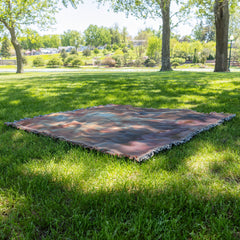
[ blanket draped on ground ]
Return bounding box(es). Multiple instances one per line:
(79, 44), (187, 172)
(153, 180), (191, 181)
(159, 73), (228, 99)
(5, 104), (235, 162)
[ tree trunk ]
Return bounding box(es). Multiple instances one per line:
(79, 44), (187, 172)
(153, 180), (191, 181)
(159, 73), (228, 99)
(160, 0), (172, 71)
(9, 27), (24, 73)
(214, 0), (229, 72)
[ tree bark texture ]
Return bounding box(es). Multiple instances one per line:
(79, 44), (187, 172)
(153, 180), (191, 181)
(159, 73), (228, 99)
(214, 0), (229, 72)
(9, 27), (24, 73)
(160, 0), (172, 71)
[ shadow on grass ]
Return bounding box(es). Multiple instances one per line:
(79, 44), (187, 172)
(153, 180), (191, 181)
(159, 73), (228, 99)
(1, 145), (240, 239)
(0, 71), (240, 239)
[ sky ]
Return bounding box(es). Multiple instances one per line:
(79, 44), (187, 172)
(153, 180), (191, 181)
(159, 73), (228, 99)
(40, 1), (195, 37)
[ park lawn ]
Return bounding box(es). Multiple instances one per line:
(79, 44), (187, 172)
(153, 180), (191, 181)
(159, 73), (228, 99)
(0, 71), (239, 239)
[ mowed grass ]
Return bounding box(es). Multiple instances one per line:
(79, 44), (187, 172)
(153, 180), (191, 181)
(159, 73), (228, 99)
(0, 71), (239, 239)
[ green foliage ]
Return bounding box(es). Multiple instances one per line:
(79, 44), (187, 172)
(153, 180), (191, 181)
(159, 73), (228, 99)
(71, 57), (83, 67)
(82, 49), (91, 57)
(112, 55), (123, 67)
(0, 37), (11, 59)
(0, 0), (59, 32)
(19, 29), (42, 51)
(61, 30), (83, 49)
(112, 43), (119, 51)
(47, 57), (63, 68)
(133, 58), (144, 67)
(94, 58), (101, 66)
(64, 55), (83, 67)
(102, 57), (116, 67)
(146, 36), (161, 63)
(171, 62), (180, 68)
(84, 25), (111, 47)
(106, 44), (112, 51)
(144, 58), (157, 67)
(93, 48), (100, 54)
(64, 55), (76, 66)
(171, 58), (186, 65)
(122, 47), (128, 53)
(40, 34), (61, 48)
(70, 48), (78, 55)
(135, 28), (154, 42)
(193, 21), (215, 42)
(103, 49), (108, 55)
(22, 56), (28, 65)
(60, 49), (68, 60)
(114, 49), (124, 55)
(33, 56), (45, 67)
(109, 24), (121, 45)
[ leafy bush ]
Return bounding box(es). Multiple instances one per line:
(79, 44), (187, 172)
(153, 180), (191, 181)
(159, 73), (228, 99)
(70, 48), (78, 55)
(33, 56), (45, 67)
(64, 56), (83, 67)
(106, 45), (112, 51)
(133, 58), (143, 67)
(144, 58), (156, 67)
(47, 57), (63, 68)
(112, 55), (123, 67)
(82, 49), (91, 57)
(102, 57), (116, 67)
(170, 58), (185, 65)
(122, 47), (128, 53)
(171, 62), (180, 68)
(103, 49), (108, 55)
(71, 57), (83, 67)
(64, 56), (75, 66)
(94, 48), (99, 54)
(60, 49), (68, 60)
(114, 49), (124, 56)
(112, 44), (119, 51)
(94, 58), (101, 66)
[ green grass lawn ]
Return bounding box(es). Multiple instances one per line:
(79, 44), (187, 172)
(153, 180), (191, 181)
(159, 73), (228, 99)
(0, 71), (239, 239)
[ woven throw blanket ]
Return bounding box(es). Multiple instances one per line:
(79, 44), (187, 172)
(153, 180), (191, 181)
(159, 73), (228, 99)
(5, 105), (235, 162)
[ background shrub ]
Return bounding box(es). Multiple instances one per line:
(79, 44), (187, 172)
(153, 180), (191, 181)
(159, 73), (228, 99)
(133, 58), (143, 67)
(171, 62), (180, 68)
(82, 49), (91, 57)
(112, 55), (123, 67)
(94, 58), (101, 66)
(47, 57), (63, 68)
(60, 49), (68, 60)
(102, 57), (116, 67)
(170, 58), (185, 65)
(71, 57), (83, 67)
(144, 58), (156, 67)
(64, 56), (75, 66)
(70, 48), (78, 55)
(33, 56), (45, 67)
(94, 48), (99, 54)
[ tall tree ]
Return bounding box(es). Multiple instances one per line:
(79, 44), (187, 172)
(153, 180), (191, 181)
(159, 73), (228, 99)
(96, 0), (178, 71)
(1, 36), (11, 59)
(61, 30), (83, 49)
(109, 24), (121, 45)
(84, 25), (111, 47)
(214, 0), (229, 71)
(188, 0), (239, 72)
(0, 0), (82, 73)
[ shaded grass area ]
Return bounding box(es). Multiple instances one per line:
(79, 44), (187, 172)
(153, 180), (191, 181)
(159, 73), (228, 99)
(0, 71), (239, 239)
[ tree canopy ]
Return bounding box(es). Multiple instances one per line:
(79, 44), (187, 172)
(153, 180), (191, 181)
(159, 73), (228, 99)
(0, 0), (82, 73)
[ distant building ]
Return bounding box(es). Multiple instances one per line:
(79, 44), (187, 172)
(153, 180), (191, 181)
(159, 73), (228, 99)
(132, 40), (147, 47)
(58, 46), (75, 53)
(39, 48), (58, 54)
